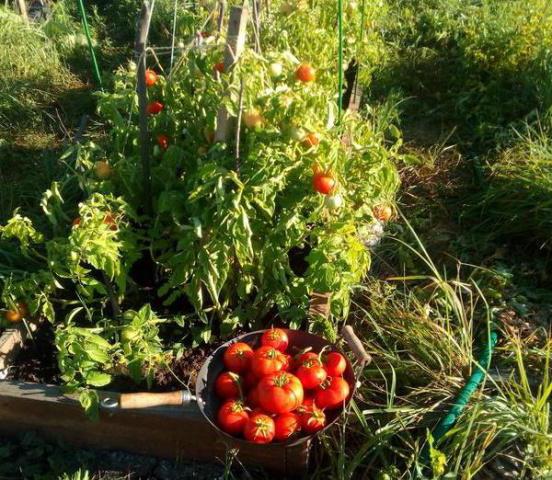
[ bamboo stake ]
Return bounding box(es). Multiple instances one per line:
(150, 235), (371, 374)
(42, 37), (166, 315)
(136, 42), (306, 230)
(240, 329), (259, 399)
(217, 0), (225, 34)
(135, 1), (155, 217)
(16, 0), (28, 22)
(235, 78), (245, 173)
(214, 4), (249, 144)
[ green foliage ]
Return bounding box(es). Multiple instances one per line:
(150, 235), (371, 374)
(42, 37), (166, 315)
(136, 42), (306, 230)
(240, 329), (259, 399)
(0, 0), (399, 403)
(464, 122), (552, 246)
(0, 7), (77, 131)
(375, 0), (552, 144)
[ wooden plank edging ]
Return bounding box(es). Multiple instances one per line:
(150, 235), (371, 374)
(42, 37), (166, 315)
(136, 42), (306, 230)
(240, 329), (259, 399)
(0, 321), (38, 373)
(0, 380), (310, 475)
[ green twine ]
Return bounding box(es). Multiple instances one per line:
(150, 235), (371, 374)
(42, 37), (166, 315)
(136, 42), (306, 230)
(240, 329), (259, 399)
(337, 0), (344, 121)
(76, 0), (103, 89)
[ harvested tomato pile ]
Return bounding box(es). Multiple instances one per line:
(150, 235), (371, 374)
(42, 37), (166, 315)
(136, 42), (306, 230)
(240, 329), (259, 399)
(215, 328), (350, 444)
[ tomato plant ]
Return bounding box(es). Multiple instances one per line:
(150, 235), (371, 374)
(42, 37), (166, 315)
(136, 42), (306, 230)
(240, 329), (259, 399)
(0, 0), (399, 414)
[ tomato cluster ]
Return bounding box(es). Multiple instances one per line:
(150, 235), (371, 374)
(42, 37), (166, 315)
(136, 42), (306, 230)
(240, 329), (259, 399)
(215, 328), (350, 444)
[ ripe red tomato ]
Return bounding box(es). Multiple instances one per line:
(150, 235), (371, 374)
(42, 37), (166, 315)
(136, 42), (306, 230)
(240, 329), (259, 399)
(4, 302), (28, 323)
(281, 354), (292, 371)
(147, 101), (164, 115)
(295, 63), (316, 82)
(251, 346), (286, 377)
(315, 377), (350, 410)
(213, 62), (225, 74)
(312, 172), (335, 195)
(296, 357), (327, 389)
(243, 109), (264, 129)
(373, 204), (393, 222)
(261, 328), (289, 352)
(274, 412), (300, 441)
(298, 404), (326, 433)
(258, 372), (304, 414)
(293, 351), (318, 369)
(302, 132), (320, 148)
(157, 134), (169, 150)
(323, 351), (347, 377)
(215, 371), (242, 399)
(103, 213), (118, 231)
(217, 400), (249, 435)
(223, 342), (254, 373)
(145, 69), (158, 87)
(94, 160), (112, 179)
(244, 413), (275, 444)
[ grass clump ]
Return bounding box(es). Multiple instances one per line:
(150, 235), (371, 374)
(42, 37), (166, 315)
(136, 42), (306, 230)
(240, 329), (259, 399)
(463, 121), (552, 249)
(313, 226), (551, 479)
(0, 7), (79, 132)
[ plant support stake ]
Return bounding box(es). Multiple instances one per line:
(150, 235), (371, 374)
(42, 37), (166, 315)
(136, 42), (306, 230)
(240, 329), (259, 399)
(135, 1), (155, 217)
(337, 0), (344, 120)
(76, 0), (103, 89)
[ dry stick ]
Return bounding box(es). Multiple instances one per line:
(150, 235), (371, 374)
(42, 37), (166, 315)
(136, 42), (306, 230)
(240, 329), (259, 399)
(135, 1), (155, 217)
(170, 0), (179, 70)
(217, 0), (225, 34)
(102, 272), (121, 319)
(146, 47), (166, 74)
(234, 78), (245, 173)
(16, 0), (28, 22)
(251, 0), (261, 53)
(214, 4), (249, 144)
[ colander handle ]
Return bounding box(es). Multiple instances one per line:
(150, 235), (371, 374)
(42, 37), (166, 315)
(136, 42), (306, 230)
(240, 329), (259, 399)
(342, 325), (372, 367)
(102, 390), (195, 410)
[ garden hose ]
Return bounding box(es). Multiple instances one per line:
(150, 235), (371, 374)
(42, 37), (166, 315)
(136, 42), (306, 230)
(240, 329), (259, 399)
(76, 0), (103, 89)
(421, 329), (498, 462)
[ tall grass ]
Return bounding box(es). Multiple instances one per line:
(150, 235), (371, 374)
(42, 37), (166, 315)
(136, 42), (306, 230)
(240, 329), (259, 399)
(0, 7), (78, 132)
(312, 220), (551, 479)
(463, 121), (552, 248)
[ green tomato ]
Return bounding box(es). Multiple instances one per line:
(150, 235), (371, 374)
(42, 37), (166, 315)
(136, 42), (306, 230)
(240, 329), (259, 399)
(269, 62), (283, 78)
(324, 194), (344, 210)
(120, 327), (140, 343)
(289, 126), (305, 141)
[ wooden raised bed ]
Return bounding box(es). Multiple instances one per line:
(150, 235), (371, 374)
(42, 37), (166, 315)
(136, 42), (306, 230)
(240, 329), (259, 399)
(0, 296), (355, 475)
(0, 321), (39, 373)
(0, 3), (369, 476)
(0, 380), (310, 476)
